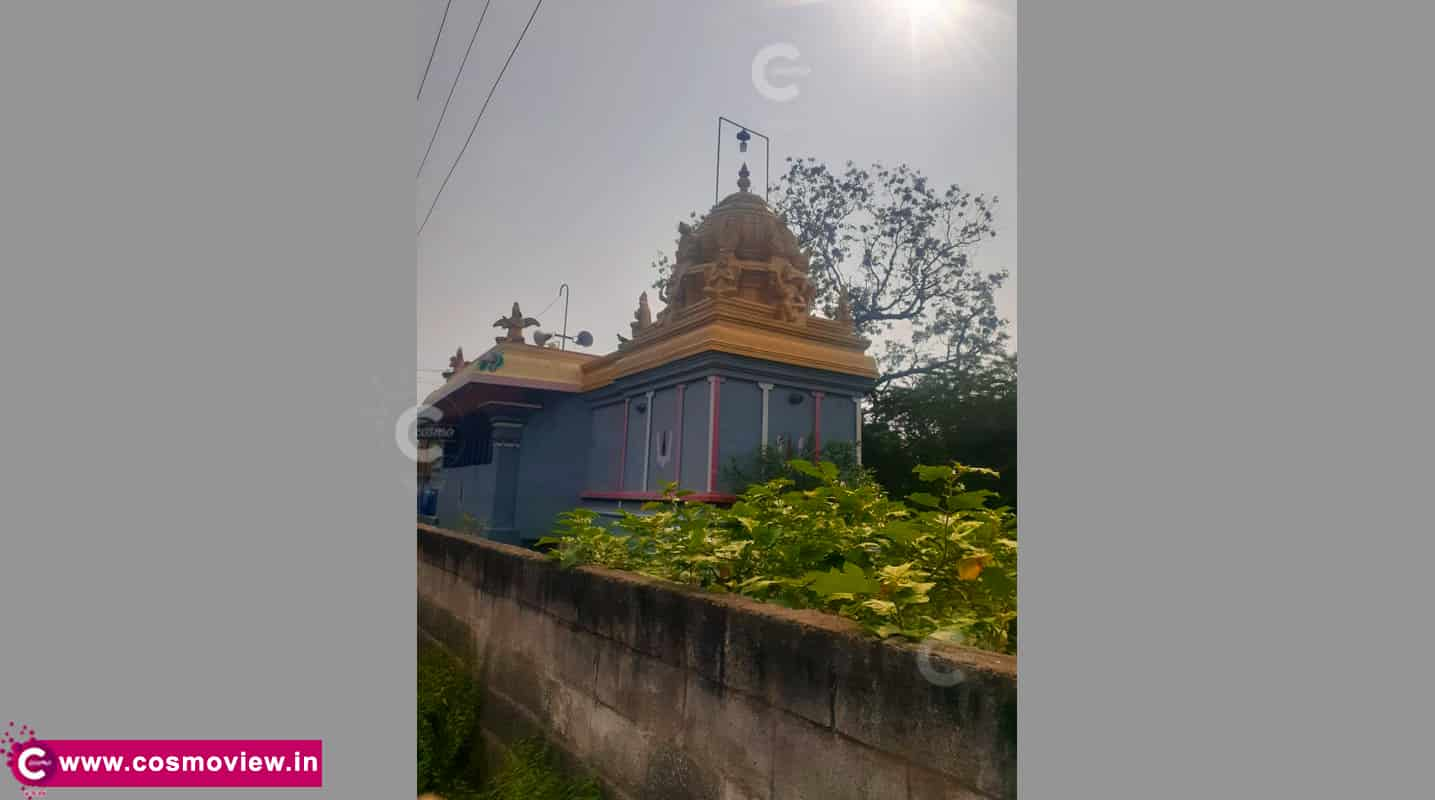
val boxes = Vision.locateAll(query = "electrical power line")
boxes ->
[416,0,455,100]
[417,0,545,237]
[417,0,493,179]
[534,291,562,319]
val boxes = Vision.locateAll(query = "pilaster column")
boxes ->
[812,391,825,460]
[641,390,655,492]
[674,383,686,487]
[706,376,722,493]
[489,416,525,543]
[758,382,774,451]
[853,394,864,467]
[617,398,630,490]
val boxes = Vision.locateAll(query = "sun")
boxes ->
[899,0,947,25]
[887,0,970,56]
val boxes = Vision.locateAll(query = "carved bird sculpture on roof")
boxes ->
[492,302,541,344]
[442,346,468,379]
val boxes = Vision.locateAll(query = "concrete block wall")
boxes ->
[417,524,1016,800]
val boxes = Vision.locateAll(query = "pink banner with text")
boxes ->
[6,739,322,789]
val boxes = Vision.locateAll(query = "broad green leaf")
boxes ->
[908,492,942,508]
[860,599,898,616]
[950,521,985,542]
[878,562,921,582]
[945,490,996,510]
[804,563,879,597]
[715,542,749,559]
[914,464,955,483]
[885,523,924,545]
[789,460,825,479]
[753,526,777,548]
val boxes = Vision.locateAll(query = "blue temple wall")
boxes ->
[677,378,710,493]
[428,350,874,546]
[716,379,763,493]
[511,392,591,545]
[621,397,646,491]
[645,385,681,492]
[821,394,859,452]
[432,461,496,529]
[767,383,815,457]
[580,352,873,496]
[585,400,625,490]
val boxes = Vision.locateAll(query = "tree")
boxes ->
[863,353,1017,507]
[651,157,1009,390]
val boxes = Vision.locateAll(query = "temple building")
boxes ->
[419,165,878,546]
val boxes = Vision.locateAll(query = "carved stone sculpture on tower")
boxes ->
[630,292,653,338]
[775,261,814,324]
[705,253,740,300]
[493,302,540,344]
[654,164,823,326]
[443,346,468,379]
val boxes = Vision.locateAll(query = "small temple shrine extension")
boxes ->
[420,165,878,546]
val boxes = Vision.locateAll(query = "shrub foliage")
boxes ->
[539,461,1016,654]
[477,740,603,800]
[417,645,483,797]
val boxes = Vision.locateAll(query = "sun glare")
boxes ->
[785,0,1006,81]
[888,0,970,58]
[878,0,993,73]
[901,0,947,25]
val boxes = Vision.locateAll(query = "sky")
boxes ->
[416,0,1016,400]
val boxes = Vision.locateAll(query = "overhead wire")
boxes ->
[416,0,456,100]
[417,0,545,237]
[417,0,494,179]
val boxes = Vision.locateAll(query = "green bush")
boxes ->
[417,645,483,797]
[721,440,863,493]
[540,461,1017,654]
[477,740,603,800]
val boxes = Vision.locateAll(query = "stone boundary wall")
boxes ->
[417,524,1016,800]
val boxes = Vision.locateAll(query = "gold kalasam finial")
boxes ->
[737,162,751,193]
[492,302,541,344]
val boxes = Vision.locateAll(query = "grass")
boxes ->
[418,643,602,800]
[475,740,603,800]
[417,644,483,797]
